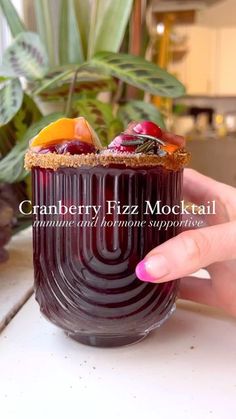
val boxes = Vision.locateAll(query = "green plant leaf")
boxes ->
[0,140,30,183]
[33,67,115,97]
[87,0,133,58]
[33,68,73,95]
[13,94,42,141]
[74,98,121,145]
[59,0,84,65]
[107,119,124,142]
[35,0,55,66]
[2,32,49,80]
[0,79,23,126]
[39,78,115,101]
[0,0,26,37]
[0,94,41,157]
[0,112,63,183]
[0,65,17,78]
[74,0,90,58]
[118,100,165,129]
[88,52,185,97]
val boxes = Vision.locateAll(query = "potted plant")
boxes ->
[0,0,185,260]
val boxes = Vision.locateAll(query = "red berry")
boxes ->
[38,145,57,154]
[108,134,137,153]
[57,140,96,155]
[127,121,163,139]
[38,140,96,155]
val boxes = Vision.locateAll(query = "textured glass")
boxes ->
[32,165,183,347]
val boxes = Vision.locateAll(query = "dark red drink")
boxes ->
[25,117,189,347]
[31,162,183,347]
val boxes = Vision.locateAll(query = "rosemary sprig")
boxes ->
[136,140,155,153]
[120,133,165,146]
[119,133,166,155]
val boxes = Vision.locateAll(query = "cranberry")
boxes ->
[108,134,137,153]
[126,121,163,139]
[37,140,96,155]
[56,140,96,155]
[38,145,57,153]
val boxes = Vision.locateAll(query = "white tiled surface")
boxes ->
[0,228,33,331]
[0,296,236,419]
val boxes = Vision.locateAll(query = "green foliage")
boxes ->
[2,32,49,80]
[74,98,122,145]
[12,95,42,141]
[87,0,133,58]
[0,0,25,36]
[59,0,84,65]
[0,94,41,157]
[118,101,165,129]
[73,0,90,57]
[0,79,23,126]
[34,67,115,98]
[0,0,186,191]
[0,140,29,183]
[88,52,185,97]
[34,0,55,66]
[0,113,63,183]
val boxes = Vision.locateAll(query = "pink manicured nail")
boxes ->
[135,255,170,283]
[135,260,156,282]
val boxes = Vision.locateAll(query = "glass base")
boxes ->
[65,304,177,348]
[66,332,148,348]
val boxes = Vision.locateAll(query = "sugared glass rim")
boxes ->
[25,148,190,171]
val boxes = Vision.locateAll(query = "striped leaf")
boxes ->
[88,52,185,98]
[118,101,165,129]
[0,94,41,159]
[2,32,49,80]
[74,98,122,145]
[33,67,115,97]
[0,79,23,126]
[38,79,115,100]
[0,112,63,183]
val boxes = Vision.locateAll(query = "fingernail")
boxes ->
[135,255,170,283]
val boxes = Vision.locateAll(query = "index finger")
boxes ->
[136,221,236,283]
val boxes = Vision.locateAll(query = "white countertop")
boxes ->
[0,231,236,419]
[0,229,33,332]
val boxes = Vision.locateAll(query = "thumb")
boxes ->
[135,221,236,283]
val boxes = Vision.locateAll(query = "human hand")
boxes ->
[135,169,236,316]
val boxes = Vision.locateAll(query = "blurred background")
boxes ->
[0,0,236,260]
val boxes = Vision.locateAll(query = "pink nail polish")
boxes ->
[136,255,170,283]
[135,260,157,282]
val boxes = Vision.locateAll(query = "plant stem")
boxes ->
[127,0,142,99]
[111,79,123,108]
[65,68,79,117]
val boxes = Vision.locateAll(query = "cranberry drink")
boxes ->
[25,118,189,347]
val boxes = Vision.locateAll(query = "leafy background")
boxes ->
[0,0,185,241]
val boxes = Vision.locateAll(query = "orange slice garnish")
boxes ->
[30,117,102,149]
[161,143,179,154]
